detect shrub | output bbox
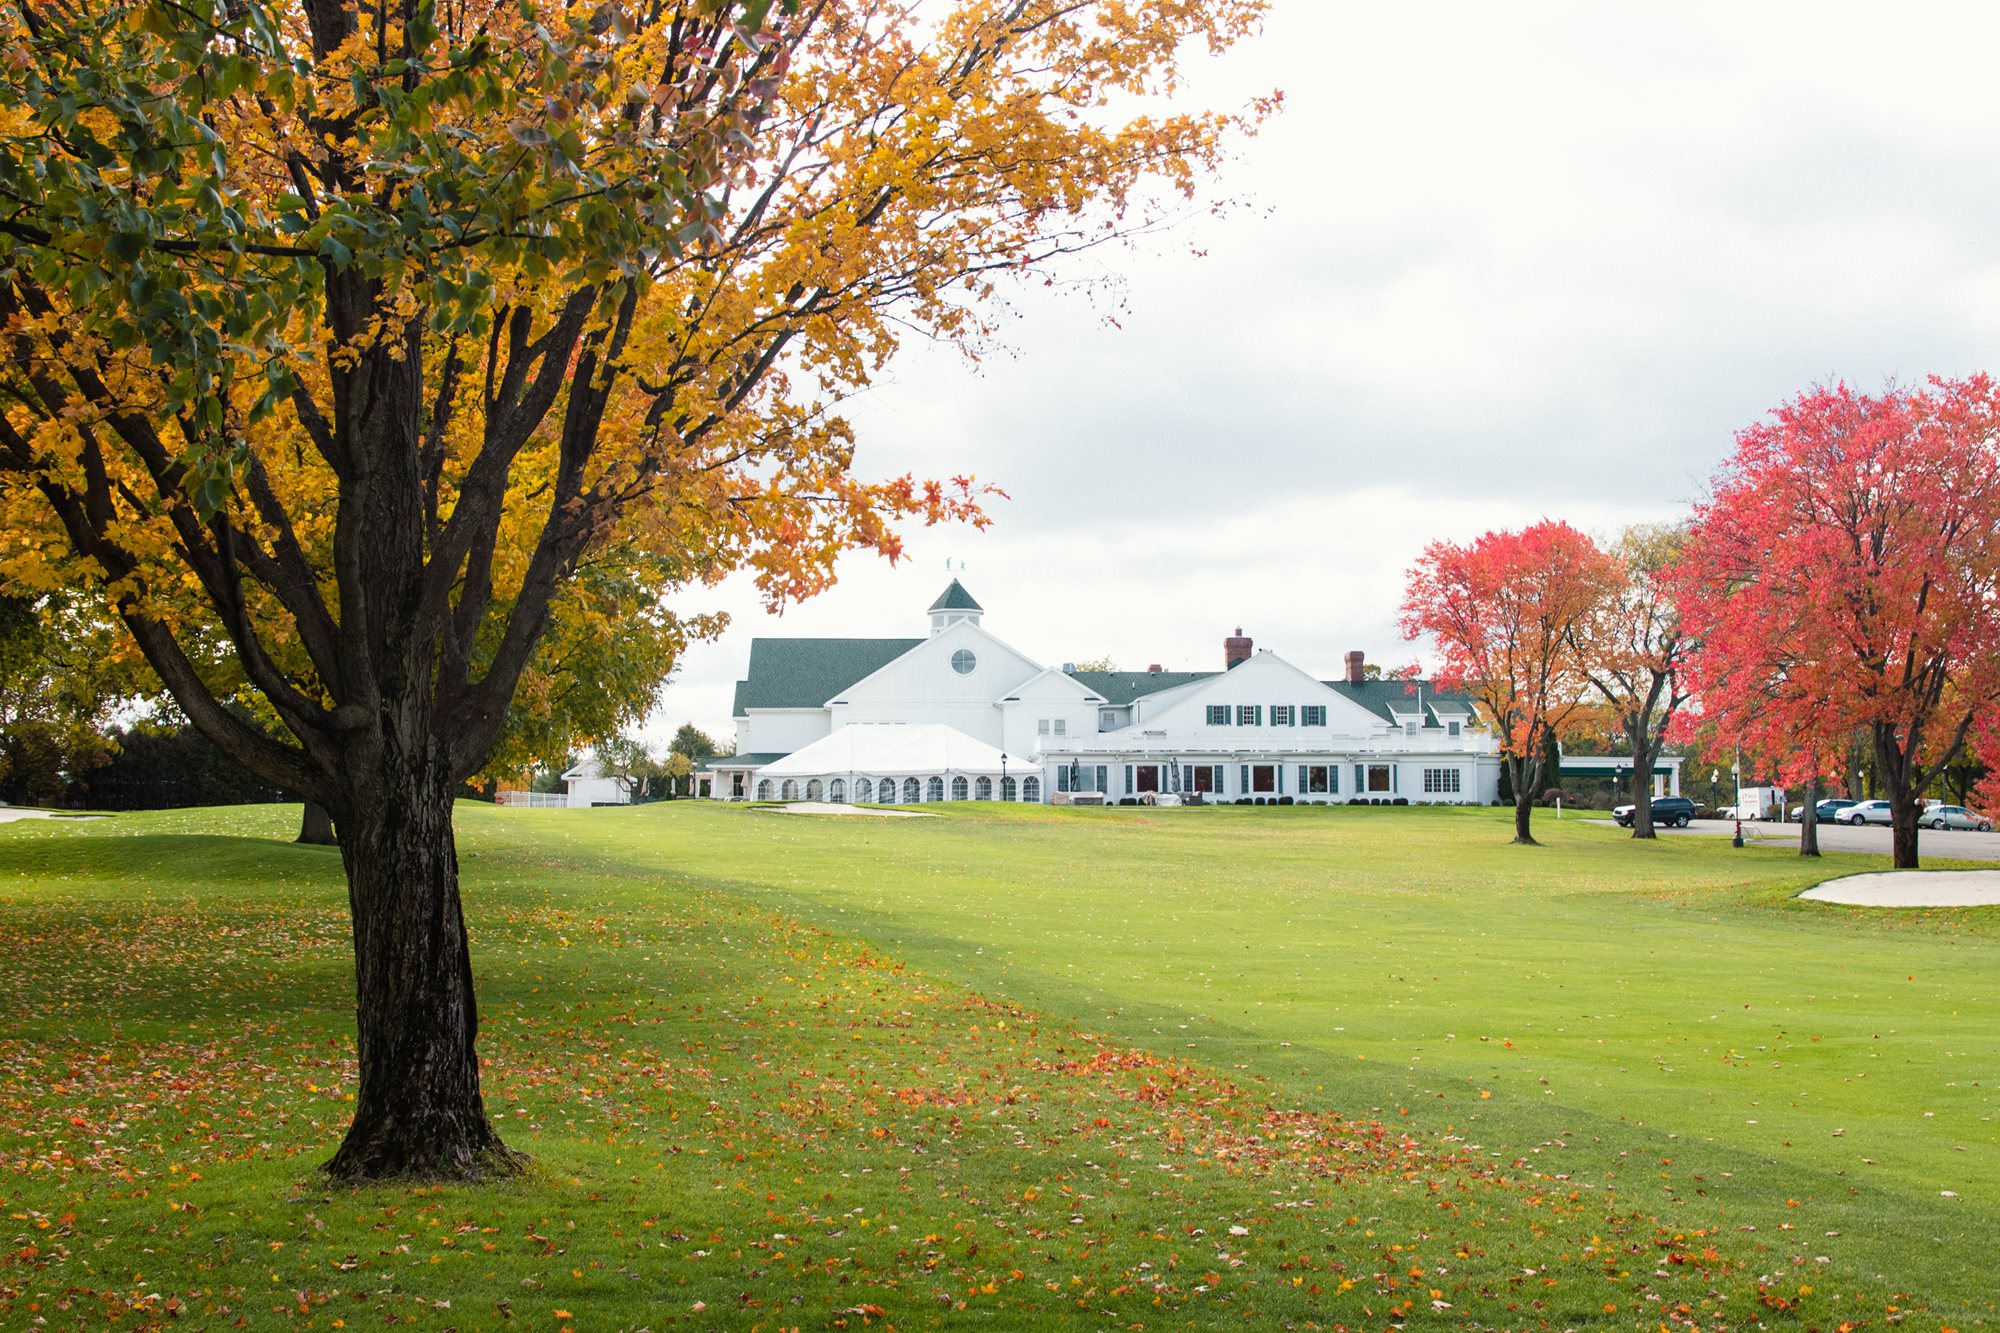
[1236,797,1251,805]
[1392,797,1408,806]
[1347,797,1364,806]
[1118,797,1138,806]
[1277,795,1293,806]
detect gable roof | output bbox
[928,579,983,612]
[732,637,922,714]
[757,724,1030,777]
[1325,679,1479,725]
[1069,669,1218,705]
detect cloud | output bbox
[639,1,2000,746]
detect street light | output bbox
[1732,747,1744,848]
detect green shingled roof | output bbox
[927,579,983,612]
[1325,680,1479,725]
[731,638,923,714]
[1068,669,1217,705]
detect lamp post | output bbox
[1732,747,1744,849]
[1001,751,1009,803]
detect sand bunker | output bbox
[1799,870,2000,907]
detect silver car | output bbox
[1924,805,1994,831]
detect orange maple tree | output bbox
[1399,520,1619,845]
[0,0,1270,1179]
[1673,379,2000,869]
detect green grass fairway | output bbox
[2,803,1994,1331]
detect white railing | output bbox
[495,791,569,809]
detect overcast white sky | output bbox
[643,1,2000,747]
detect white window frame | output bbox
[1302,705,1326,727]
[1270,704,1295,727]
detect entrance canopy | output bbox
[757,724,1030,778]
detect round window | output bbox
[951,649,977,675]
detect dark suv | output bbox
[1613,795,1698,828]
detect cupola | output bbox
[928,579,984,636]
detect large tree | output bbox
[1399,520,1618,845]
[1675,379,2000,870]
[0,0,1267,1180]
[1573,524,1691,839]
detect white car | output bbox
[1842,800,1895,826]
[1924,805,1994,831]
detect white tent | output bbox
[749,724,1036,802]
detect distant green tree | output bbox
[668,724,720,761]
[598,736,663,803]
[85,708,296,810]
[667,724,721,798]
[0,593,131,806]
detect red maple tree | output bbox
[1400,520,1618,844]
[1673,378,2000,869]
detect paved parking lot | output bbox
[1629,816,2000,862]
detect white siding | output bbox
[739,708,833,755]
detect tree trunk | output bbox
[296,800,338,846]
[1509,755,1538,845]
[1870,726,1923,871]
[1626,720,1656,839]
[1889,799,1921,870]
[323,759,516,1183]
[1799,776,1819,858]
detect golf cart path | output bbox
[1799,870,2000,907]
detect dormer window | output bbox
[1403,720,1419,737]
[1446,719,1461,737]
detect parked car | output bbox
[1788,798,1859,822]
[1613,795,1698,828]
[1843,800,1895,825]
[1924,805,1994,831]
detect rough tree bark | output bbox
[297,801,337,846]
[1625,718,1658,839]
[1873,727,1924,870]
[1509,753,1539,845]
[1799,775,1819,858]
[322,750,510,1179]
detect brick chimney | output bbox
[1147,663,1163,673]
[1345,650,1366,685]
[1224,627,1252,670]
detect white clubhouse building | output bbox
[705,582,1503,806]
